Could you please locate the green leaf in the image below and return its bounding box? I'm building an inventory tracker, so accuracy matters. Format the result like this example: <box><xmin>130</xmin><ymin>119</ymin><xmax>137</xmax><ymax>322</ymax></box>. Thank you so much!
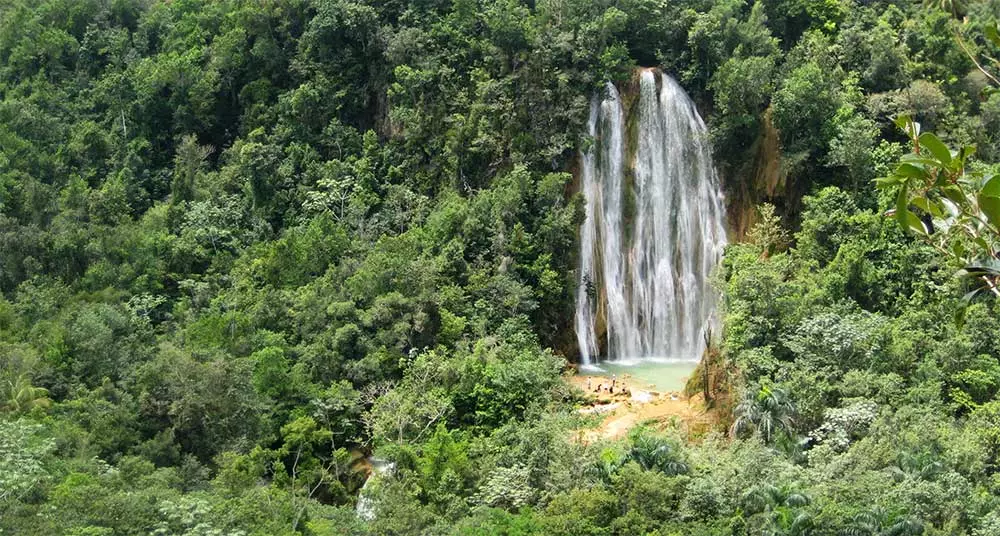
<box><xmin>894</xmin><ymin>114</ymin><xmax>920</xmax><ymax>139</ymax></box>
<box><xmin>961</xmin><ymin>287</ymin><xmax>981</xmax><ymax>303</ymax></box>
<box><xmin>979</xmin><ymin>194</ymin><xmax>1000</xmax><ymax>230</ymax></box>
<box><xmin>942</xmin><ymin>185</ymin><xmax>969</xmax><ymax>206</ymax></box>
<box><xmin>905</xmin><ymin>210</ymin><xmax>927</xmax><ymax>235</ymax></box>
<box><xmin>895</xmin><ymin>186</ymin><xmax>909</xmax><ymax>231</ymax></box>
<box><xmin>895</xmin><ymin>163</ymin><xmax>928</xmax><ymax>180</ymax></box>
<box><xmin>918</xmin><ymin>132</ymin><xmax>952</xmax><ymax>166</ymax></box>
<box><xmin>960</xmin><ymin>261</ymin><xmax>1000</xmax><ymax>298</ymax></box>
<box><xmin>982</xmin><ymin>175</ymin><xmax>1000</xmax><ymax>197</ymax></box>
<box><xmin>893</xmin><ymin>114</ymin><xmax>912</xmax><ymax>131</ymax></box>
<box><xmin>893</xmin><ymin>186</ymin><xmax>927</xmax><ymax>235</ymax></box>
<box><xmin>952</xmin><ymin>240</ymin><xmax>966</xmax><ymax>259</ymax></box>
<box><xmin>912</xmin><ymin>197</ymin><xmax>943</xmax><ymax>218</ymax></box>
<box><xmin>966</xmin><ymin>258</ymin><xmax>1000</xmax><ymax>274</ymax></box>
<box><xmin>954</xmin><ymin>301</ymin><xmax>968</xmax><ymax>328</ymax></box>
<box><xmin>875</xmin><ymin>176</ymin><xmax>904</xmax><ymax>188</ymax></box>
<box><xmin>899</xmin><ymin>154</ymin><xmax>943</xmax><ymax>168</ymax></box>
<box><xmin>987</xmin><ymin>23</ymin><xmax>1000</xmax><ymax>48</ymax></box>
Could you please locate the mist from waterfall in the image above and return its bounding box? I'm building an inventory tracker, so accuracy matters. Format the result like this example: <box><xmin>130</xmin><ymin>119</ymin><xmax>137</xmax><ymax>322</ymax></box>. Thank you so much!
<box><xmin>575</xmin><ymin>70</ymin><xmax>727</xmax><ymax>366</ymax></box>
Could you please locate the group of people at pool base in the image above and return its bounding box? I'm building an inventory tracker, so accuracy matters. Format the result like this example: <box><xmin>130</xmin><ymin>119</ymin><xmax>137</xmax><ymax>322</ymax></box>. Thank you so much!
<box><xmin>586</xmin><ymin>374</ymin><xmax>628</xmax><ymax>396</ymax></box>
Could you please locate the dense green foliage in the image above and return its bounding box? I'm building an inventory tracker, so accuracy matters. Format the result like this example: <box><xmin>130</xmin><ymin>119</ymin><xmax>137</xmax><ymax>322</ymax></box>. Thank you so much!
<box><xmin>5</xmin><ymin>0</ymin><xmax>1000</xmax><ymax>534</ymax></box>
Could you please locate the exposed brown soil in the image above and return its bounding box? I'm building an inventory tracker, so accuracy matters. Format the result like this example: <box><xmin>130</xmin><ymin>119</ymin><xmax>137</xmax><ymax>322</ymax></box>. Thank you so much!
<box><xmin>569</xmin><ymin>374</ymin><xmax>724</xmax><ymax>443</ymax></box>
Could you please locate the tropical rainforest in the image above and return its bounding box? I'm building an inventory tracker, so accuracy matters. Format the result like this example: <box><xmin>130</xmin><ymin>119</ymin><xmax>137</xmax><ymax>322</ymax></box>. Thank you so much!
<box><xmin>4</xmin><ymin>0</ymin><xmax>1000</xmax><ymax>534</ymax></box>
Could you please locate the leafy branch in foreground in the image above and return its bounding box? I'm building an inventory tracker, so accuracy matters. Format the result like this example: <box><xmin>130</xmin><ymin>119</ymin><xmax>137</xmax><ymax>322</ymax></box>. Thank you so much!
<box><xmin>876</xmin><ymin>115</ymin><xmax>1000</xmax><ymax>298</ymax></box>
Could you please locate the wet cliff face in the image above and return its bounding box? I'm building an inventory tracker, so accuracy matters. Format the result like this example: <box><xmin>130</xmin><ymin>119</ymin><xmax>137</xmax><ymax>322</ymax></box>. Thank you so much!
<box><xmin>727</xmin><ymin>108</ymin><xmax>786</xmax><ymax>240</ymax></box>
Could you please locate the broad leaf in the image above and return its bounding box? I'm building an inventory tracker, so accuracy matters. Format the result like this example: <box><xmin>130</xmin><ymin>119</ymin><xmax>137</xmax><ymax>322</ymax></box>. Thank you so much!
<box><xmin>875</xmin><ymin>175</ymin><xmax>904</xmax><ymax>187</ymax></box>
<box><xmin>942</xmin><ymin>185</ymin><xmax>969</xmax><ymax>206</ymax></box>
<box><xmin>905</xmin><ymin>210</ymin><xmax>927</xmax><ymax>235</ymax></box>
<box><xmin>918</xmin><ymin>132</ymin><xmax>952</xmax><ymax>166</ymax></box>
<box><xmin>895</xmin><ymin>163</ymin><xmax>928</xmax><ymax>180</ymax></box>
<box><xmin>894</xmin><ymin>114</ymin><xmax>920</xmax><ymax>139</ymax></box>
<box><xmin>951</xmin><ymin>240</ymin><xmax>965</xmax><ymax>259</ymax></box>
<box><xmin>895</xmin><ymin>186</ymin><xmax>909</xmax><ymax>231</ymax></box>
<box><xmin>912</xmin><ymin>197</ymin><xmax>943</xmax><ymax>218</ymax></box>
<box><xmin>987</xmin><ymin>23</ymin><xmax>1000</xmax><ymax>48</ymax></box>
<box><xmin>978</xmin><ymin>194</ymin><xmax>1000</xmax><ymax>230</ymax></box>
<box><xmin>961</xmin><ymin>286</ymin><xmax>985</xmax><ymax>304</ymax></box>
<box><xmin>893</xmin><ymin>114</ymin><xmax>912</xmax><ymax>131</ymax></box>
<box><xmin>982</xmin><ymin>175</ymin><xmax>1000</xmax><ymax>197</ymax></box>
<box><xmin>961</xmin><ymin>259</ymin><xmax>1000</xmax><ymax>278</ymax></box>
<box><xmin>899</xmin><ymin>154</ymin><xmax>942</xmax><ymax>167</ymax></box>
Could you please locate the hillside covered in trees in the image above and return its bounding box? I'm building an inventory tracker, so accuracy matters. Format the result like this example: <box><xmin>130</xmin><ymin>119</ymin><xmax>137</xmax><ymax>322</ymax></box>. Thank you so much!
<box><xmin>5</xmin><ymin>0</ymin><xmax>1000</xmax><ymax>534</ymax></box>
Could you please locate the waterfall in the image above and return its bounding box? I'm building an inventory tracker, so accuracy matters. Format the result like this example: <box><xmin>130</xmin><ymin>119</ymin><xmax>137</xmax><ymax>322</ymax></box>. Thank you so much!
<box><xmin>575</xmin><ymin>70</ymin><xmax>727</xmax><ymax>366</ymax></box>
<box><xmin>356</xmin><ymin>458</ymin><xmax>395</xmax><ymax>521</ymax></box>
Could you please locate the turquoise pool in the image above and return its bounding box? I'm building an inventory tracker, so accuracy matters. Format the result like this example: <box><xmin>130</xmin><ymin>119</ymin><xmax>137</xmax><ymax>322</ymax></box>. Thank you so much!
<box><xmin>578</xmin><ymin>358</ymin><xmax>698</xmax><ymax>393</ymax></box>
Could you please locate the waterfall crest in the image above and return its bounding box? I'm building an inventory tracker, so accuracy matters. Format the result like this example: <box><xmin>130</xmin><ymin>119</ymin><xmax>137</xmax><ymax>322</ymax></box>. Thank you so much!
<box><xmin>575</xmin><ymin>70</ymin><xmax>727</xmax><ymax>366</ymax></box>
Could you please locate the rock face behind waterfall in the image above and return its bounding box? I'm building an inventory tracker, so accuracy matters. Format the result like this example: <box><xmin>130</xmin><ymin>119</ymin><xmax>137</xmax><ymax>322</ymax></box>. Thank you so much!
<box><xmin>575</xmin><ymin>69</ymin><xmax>728</xmax><ymax>366</ymax></box>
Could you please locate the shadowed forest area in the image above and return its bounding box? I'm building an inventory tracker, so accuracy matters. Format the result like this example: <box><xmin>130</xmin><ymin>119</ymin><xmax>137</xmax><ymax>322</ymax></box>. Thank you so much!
<box><xmin>5</xmin><ymin>0</ymin><xmax>1000</xmax><ymax>534</ymax></box>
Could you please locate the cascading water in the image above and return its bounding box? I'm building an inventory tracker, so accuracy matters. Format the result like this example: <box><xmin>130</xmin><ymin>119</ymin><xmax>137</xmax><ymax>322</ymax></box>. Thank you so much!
<box><xmin>575</xmin><ymin>69</ymin><xmax>727</xmax><ymax>367</ymax></box>
<box><xmin>356</xmin><ymin>458</ymin><xmax>395</xmax><ymax>521</ymax></box>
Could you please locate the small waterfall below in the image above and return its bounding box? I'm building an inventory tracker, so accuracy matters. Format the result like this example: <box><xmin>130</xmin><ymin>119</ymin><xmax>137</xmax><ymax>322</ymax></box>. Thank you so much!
<box><xmin>575</xmin><ymin>69</ymin><xmax>727</xmax><ymax>366</ymax></box>
<box><xmin>355</xmin><ymin>457</ymin><xmax>395</xmax><ymax>521</ymax></box>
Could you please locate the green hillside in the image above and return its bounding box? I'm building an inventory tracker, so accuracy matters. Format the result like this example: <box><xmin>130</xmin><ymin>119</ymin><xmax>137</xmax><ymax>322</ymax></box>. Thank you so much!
<box><xmin>3</xmin><ymin>0</ymin><xmax>1000</xmax><ymax>534</ymax></box>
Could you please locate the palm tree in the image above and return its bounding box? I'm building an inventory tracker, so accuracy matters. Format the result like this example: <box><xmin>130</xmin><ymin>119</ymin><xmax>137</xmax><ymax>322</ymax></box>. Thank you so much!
<box><xmin>741</xmin><ymin>484</ymin><xmax>814</xmax><ymax>536</ymax></box>
<box><xmin>741</xmin><ymin>484</ymin><xmax>810</xmax><ymax>515</ymax></box>
<box><xmin>923</xmin><ymin>0</ymin><xmax>966</xmax><ymax>18</ymax></box>
<box><xmin>589</xmin><ymin>448</ymin><xmax>625</xmax><ymax>484</ymax></box>
<box><xmin>731</xmin><ymin>385</ymin><xmax>796</xmax><ymax>443</ymax></box>
<box><xmin>1</xmin><ymin>373</ymin><xmax>51</xmax><ymax>414</ymax></box>
<box><xmin>842</xmin><ymin>508</ymin><xmax>924</xmax><ymax>536</ymax></box>
<box><xmin>767</xmin><ymin>510</ymin><xmax>814</xmax><ymax>536</ymax></box>
<box><xmin>890</xmin><ymin>452</ymin><xmax>943</xmax><ymax>482</ymax></box>
<box><xmin>627</xmin><ymin>429</ymin><xmax>689</xmax><ymax>476</ymax></box>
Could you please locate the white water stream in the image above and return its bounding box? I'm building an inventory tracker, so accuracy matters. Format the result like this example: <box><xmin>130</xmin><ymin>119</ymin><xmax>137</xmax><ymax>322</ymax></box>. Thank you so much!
<box><xmin>575</xmin><ymin>70</ymin><xmax>727</xmax><ymax>366</ymax></box>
